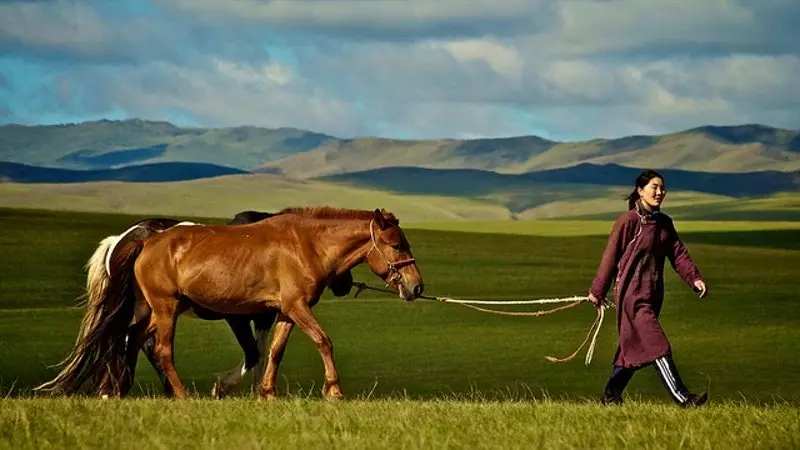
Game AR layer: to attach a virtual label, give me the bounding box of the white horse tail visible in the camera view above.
[77,234,120,342]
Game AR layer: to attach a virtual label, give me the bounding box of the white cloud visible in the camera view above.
[154,0,559,40]
[0,0,798,140]
[433,39,523,81]
[76,59,361,136]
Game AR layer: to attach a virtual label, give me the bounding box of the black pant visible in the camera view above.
[604,354,692,404]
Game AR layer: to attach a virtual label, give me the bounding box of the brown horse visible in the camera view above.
[36,210,354,398]
[44,206,423,400]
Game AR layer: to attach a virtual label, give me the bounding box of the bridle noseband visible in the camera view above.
[367,219,416,283]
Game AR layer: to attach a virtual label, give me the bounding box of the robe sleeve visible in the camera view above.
[590,214,633,300]
[666,218,703,287]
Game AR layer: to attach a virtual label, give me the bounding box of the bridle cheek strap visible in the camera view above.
[368,220,416,274]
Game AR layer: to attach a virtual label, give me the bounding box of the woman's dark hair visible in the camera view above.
[626,169,665,210]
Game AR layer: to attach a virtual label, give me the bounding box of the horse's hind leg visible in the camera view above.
[212,312,276,399]
[144,293,190,399]
[260,312,294,400]
[133,293,174,397]
[140,333,174,397]
[282,304,343,400]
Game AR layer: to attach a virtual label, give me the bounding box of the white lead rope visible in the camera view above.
[435,295,589,305]
[435,293,612,366]
[353,281,610,365]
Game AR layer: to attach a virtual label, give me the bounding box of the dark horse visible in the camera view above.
[36,210,354,398]
[38,207,423,400]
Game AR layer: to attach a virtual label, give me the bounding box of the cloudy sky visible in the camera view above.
[0,0,798,141]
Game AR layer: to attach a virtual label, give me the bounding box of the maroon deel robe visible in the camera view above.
[590,207,703,368]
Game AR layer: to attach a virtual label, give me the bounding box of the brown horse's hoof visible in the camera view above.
[260,387,278,401]
[325,393,344,402]
[324,384,344,401]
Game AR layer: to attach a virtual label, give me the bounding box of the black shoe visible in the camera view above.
[680,392,708,408]
[601,395,623,406]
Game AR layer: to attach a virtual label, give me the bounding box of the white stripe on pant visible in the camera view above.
[655,357,687,403]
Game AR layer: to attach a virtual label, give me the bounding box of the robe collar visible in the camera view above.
[635,199,661,223]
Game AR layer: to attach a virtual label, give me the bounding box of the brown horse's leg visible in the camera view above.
[260,313,294,400]
[251,312,278,395]
[283,305,343,400]
[140,331,174,397]
[147,299,189,399]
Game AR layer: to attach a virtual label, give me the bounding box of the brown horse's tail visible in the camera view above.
[35,240,143,396]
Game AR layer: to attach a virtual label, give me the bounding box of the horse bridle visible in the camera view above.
[367,219,416,284]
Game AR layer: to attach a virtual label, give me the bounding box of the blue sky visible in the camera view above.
[0,0,798,141]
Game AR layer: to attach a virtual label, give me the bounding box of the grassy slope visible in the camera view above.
[589,133,800,173]
[568,192,800,221]
[267,131,800,179]
[0,175,511,222]
[2,173,800,222]
[407,217,800,238]
[260,136,555,179]
[0,121,333,171]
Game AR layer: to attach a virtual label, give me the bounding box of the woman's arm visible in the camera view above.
[666,218,705,294]
[590,215,633,302]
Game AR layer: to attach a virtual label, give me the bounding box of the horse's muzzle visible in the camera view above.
[399,282,423,301]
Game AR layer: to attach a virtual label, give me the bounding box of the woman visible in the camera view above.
[588,169,709,407]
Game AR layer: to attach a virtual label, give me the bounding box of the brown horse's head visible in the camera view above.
[365,208,424,301]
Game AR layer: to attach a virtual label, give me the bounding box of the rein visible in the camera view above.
[351,281,611,365]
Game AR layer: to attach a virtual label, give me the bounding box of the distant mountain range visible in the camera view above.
[1,120,799,176]
[2,119,799,221]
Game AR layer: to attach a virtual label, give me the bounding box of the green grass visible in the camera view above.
[1,207,799,448]
[2,399,798,449]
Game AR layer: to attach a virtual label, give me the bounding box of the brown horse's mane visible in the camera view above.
[276,206,399,225]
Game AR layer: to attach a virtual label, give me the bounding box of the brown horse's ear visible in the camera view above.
[373,208,388,229]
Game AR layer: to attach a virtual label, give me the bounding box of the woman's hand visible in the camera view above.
[588,292,604,307]
[693,279,708,299]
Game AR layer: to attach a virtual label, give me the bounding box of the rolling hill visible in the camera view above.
[2,163,799,222]
[320,164,800,199]
[265,124,800,178]
[318,163,800,216]
[2,119,799,222]
[0,174,514,222]
[2,120,799,175]
[0,119,335,171]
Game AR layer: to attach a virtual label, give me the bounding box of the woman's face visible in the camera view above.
[637,177,667,210]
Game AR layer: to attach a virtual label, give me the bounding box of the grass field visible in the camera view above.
[2,399,798,449]
[1,207,799,448]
